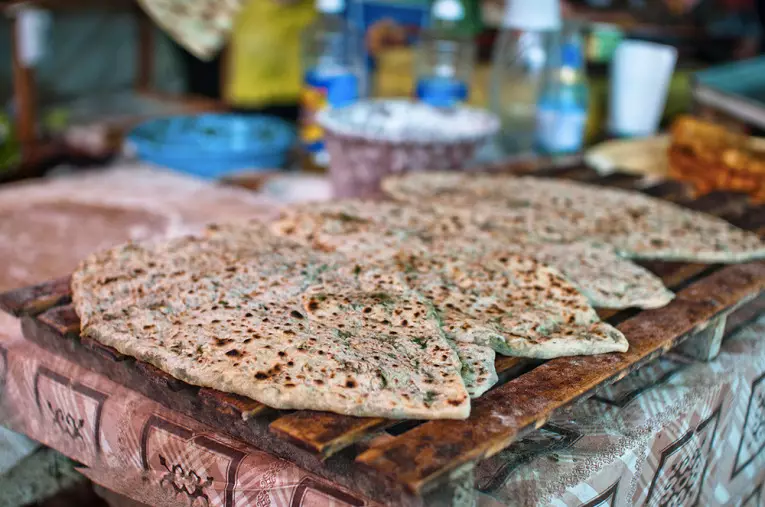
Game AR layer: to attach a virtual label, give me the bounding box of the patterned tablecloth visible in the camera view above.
[475,317,765,507]
[0,312,763,506]
[0,320,375,507]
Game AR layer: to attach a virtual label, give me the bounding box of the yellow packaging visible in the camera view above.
[225,0,316,107]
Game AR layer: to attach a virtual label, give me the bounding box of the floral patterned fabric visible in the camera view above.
[476,315,765,506]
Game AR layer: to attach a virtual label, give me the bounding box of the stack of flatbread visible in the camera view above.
[71,173,765,420]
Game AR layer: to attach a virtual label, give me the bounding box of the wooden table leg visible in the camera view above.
[135,5,154,93]
[10,12,38,163]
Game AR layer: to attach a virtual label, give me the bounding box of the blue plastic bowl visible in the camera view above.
[127,114,296,179]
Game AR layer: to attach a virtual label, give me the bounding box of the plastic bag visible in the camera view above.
[225,0,316,108]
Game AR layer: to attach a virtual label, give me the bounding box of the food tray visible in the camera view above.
[3,163,765,506]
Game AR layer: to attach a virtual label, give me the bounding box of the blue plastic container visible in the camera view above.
[127,114,296,179]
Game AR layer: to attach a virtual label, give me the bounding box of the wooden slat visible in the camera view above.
[493,356,528,374]
[637,261,712,290]
[355,261,765,495]
[85,334,132,364]
[37,304,79,335]
[484,154,583,176]
[0,276,71,317]
[731,205,765,232]
[596,308,621,321]
[532,166,648,190]
[724,292,765,336]
[271,412,393,457]
[199,388,270,420]
[642,180,693,200]
[601,173,645,189]
[684,190,751,218]
[538,165,600,181]
[270,357,533,457]
[493,357,539,384]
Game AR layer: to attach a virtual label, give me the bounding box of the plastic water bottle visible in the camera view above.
[489,0,561,155]
[414,0,475,108]
[536,26,589,154]
[300,0,364,168]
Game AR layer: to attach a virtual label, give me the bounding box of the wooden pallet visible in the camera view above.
[4,165,765,506]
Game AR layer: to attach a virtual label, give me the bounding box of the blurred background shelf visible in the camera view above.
[3,0,224,182]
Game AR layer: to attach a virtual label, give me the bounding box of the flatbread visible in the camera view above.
[382,173,765,263]
[272,201,673,309]
[274,204,630,358]
[585,135,670,176]
[270,200,457,258]
[454,342,497,398]
[531,242,674,310]
[391,250,628,359]
[72,228,472,420]
[208,220,503,396]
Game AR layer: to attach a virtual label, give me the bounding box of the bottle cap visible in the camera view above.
[562,42,582,68]
[502,0,560,31]
[317,0,344,14]
[432,0,464,21]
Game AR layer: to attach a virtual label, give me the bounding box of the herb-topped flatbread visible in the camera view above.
[383,173,765,263]
[392,250,628,359]
[274,202,631,356]
[272,201,673,309]
[530,242,673,309]
[72,229,472,420]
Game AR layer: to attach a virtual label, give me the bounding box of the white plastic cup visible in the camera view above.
[502,0,561,31]
[609,40,677,137]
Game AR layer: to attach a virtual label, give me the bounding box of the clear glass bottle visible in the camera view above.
[414,0,476,108]
[488,0,561,155]
[300,0,364,168]
[536,25,589,154]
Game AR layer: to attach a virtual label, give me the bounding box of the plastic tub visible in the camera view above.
[127,114,296,179]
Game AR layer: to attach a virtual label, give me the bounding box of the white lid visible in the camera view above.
[432,0,464,22]
[502,0,560,31]
[317,0,344,14]
[317,99,500,144]
[613,39,678,62]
